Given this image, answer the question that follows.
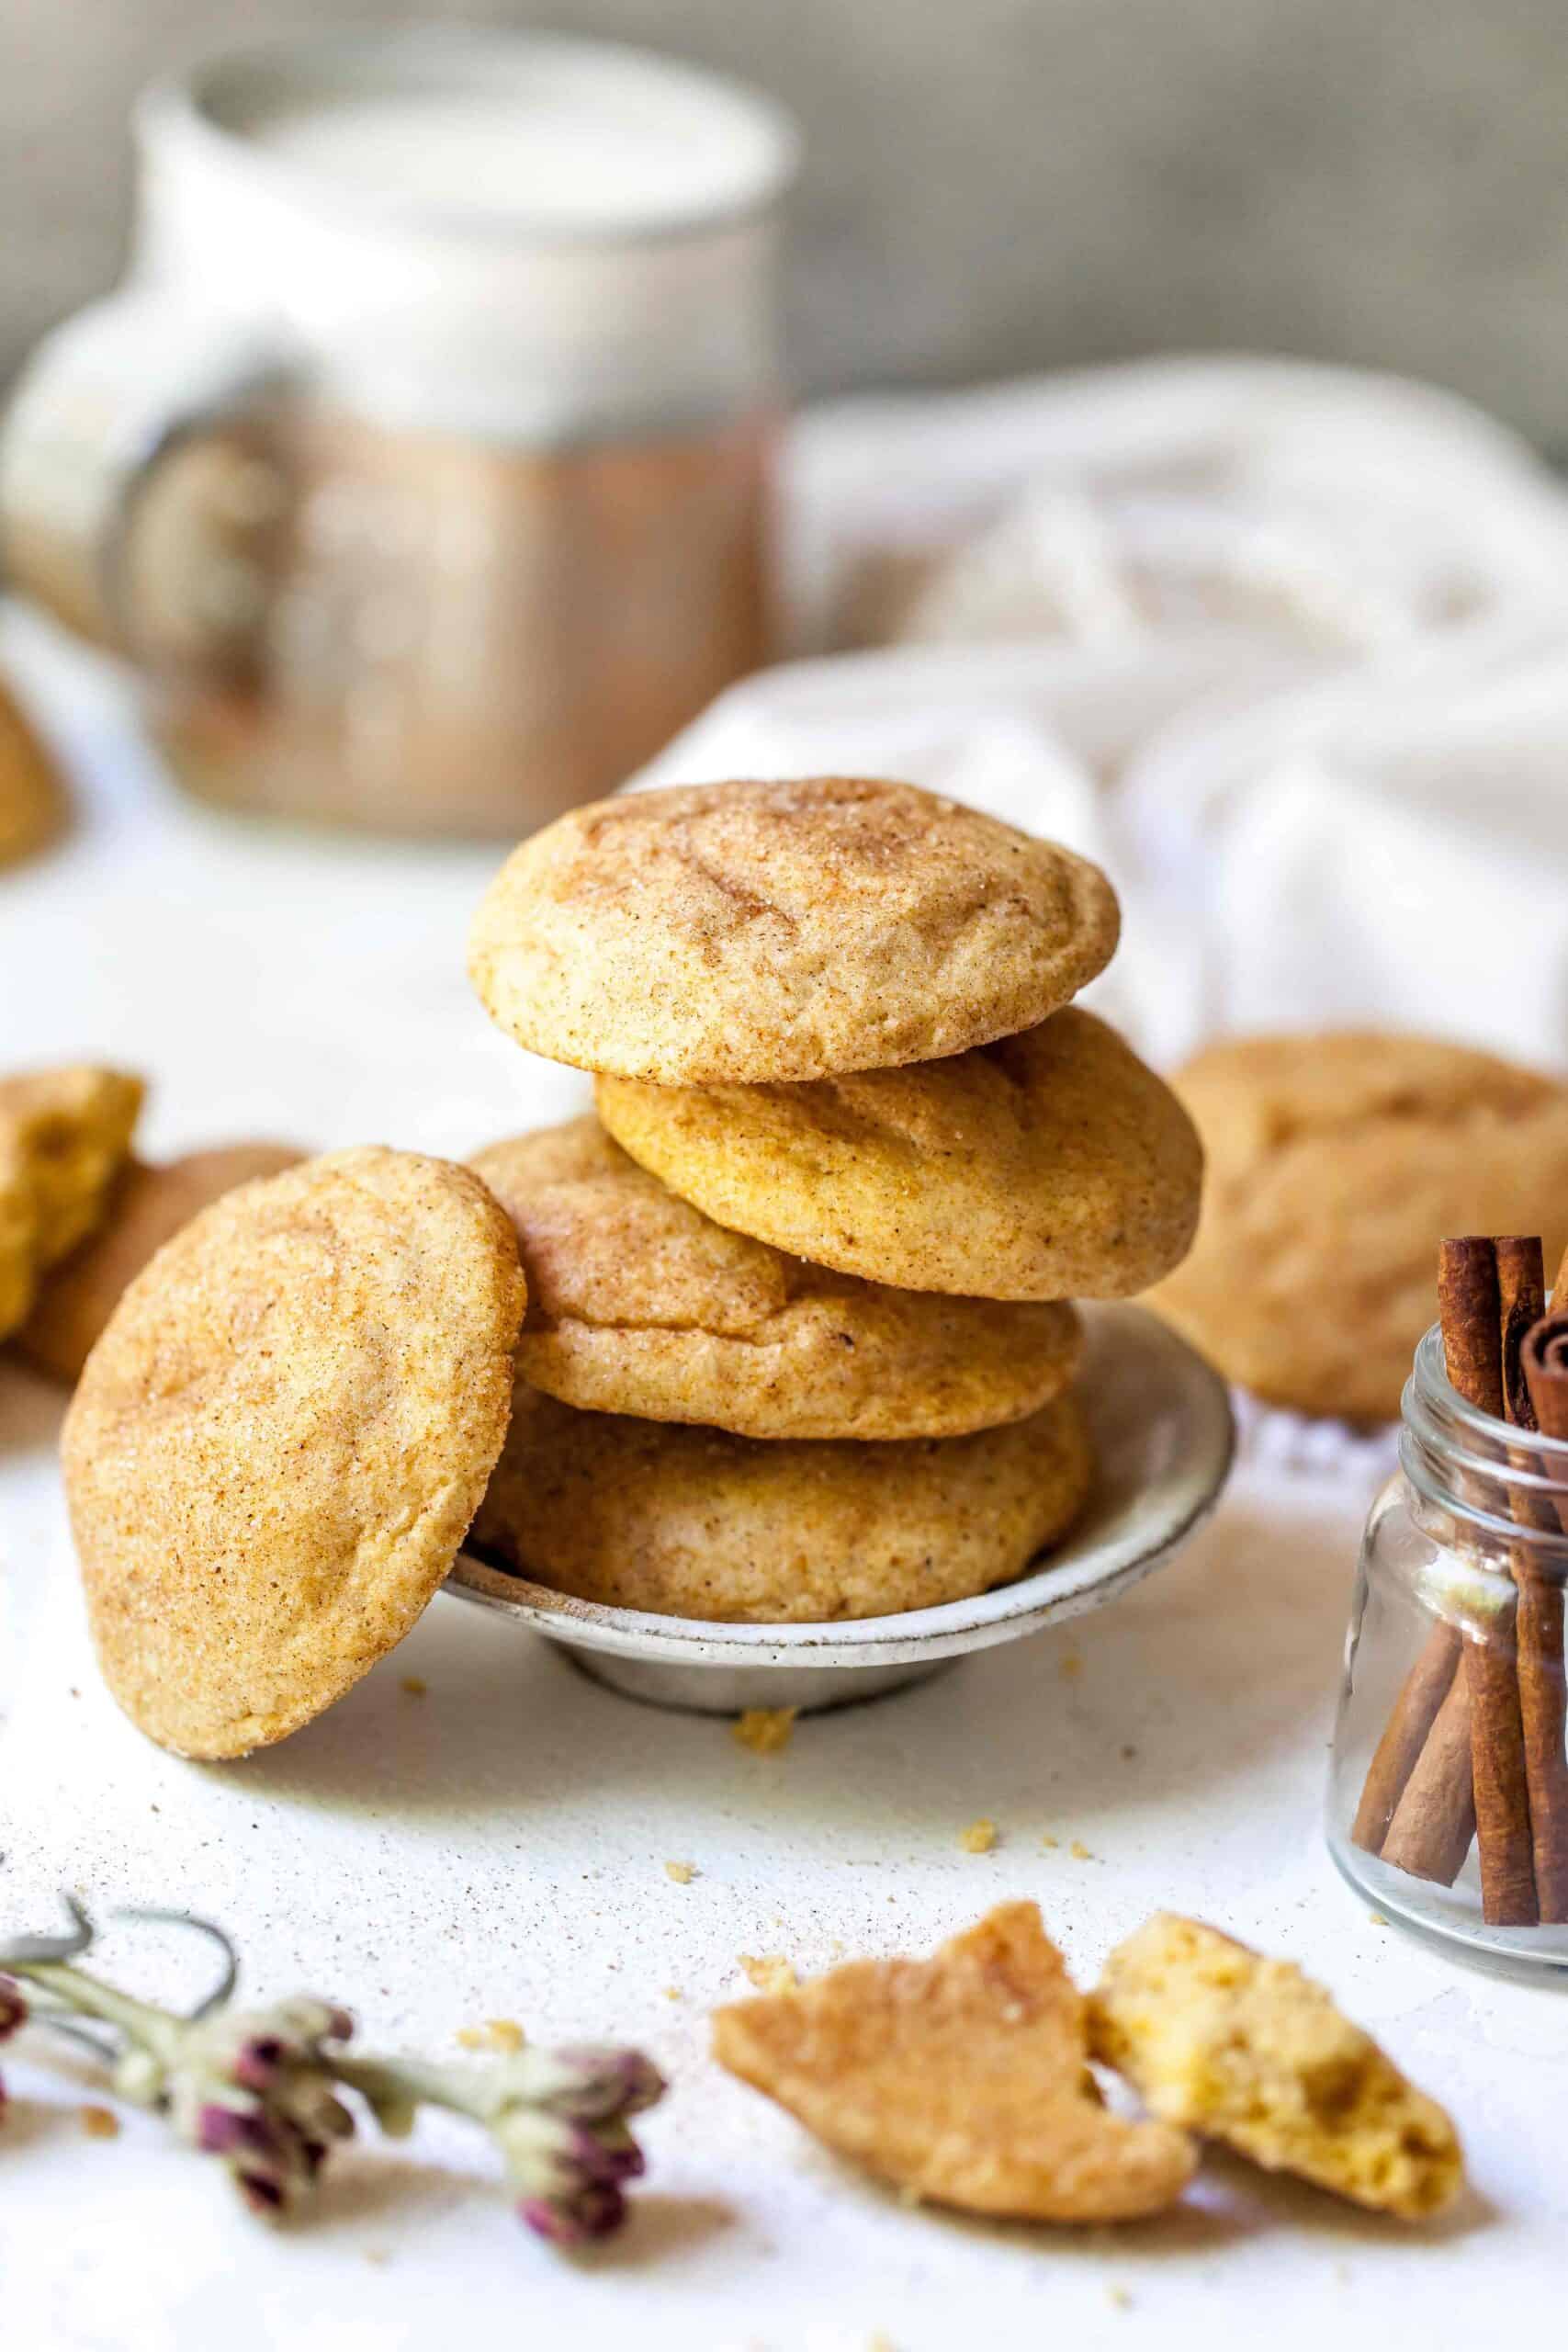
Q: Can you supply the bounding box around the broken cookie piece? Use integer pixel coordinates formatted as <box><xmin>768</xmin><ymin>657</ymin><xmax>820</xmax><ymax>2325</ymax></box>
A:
<box><xmin>712</xmin><ymin>1900</ymin><xmax>1195</xmax><ymax>2223</ymax></box>
<box><xmin>0</xmin><ymin>1066</ymin><xmax>143</xmax><ymax>1341</ymax></box>
<box><xmin>1089</xmin><ymin>1914</ymin><xmax>1463</xmax><ymax>2220</ymax></box>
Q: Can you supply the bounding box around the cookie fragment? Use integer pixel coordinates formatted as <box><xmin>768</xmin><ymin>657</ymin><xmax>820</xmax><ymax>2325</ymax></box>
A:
<box><xmin>1089</xmin><ymin>1914</ymin><xmax>1463</xmax><ymax>2219</ymax></box>
<box><xmin>65</xmin><ymin>1146</ymin><xmax>525</xmax><ymax>1758</ymax></box>
<box><xmin>712</xmin><ymin>1901</ymin><xmax>1195</xmax><ymax>2222</ymax></box>
<box><xmin>0</xmin><ymin>673</ymin><xmax>68</xmax><ymax>866</ymax></box>
<box><xmin>0</xmin><ymin>1066</ymin><xmax>143</xmax><ymax>1340</ymax></box>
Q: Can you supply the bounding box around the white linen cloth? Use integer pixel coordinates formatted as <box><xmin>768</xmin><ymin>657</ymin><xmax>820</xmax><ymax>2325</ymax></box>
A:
<box><xmin>648</xmin><ymin>356</ymin><xmax>1568</xmax><ymax>1071</ymax></box>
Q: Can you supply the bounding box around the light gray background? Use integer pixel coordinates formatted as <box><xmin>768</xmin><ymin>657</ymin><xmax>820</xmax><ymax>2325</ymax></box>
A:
<box><xmin>9</xmin><ymin>1</ymin><xmax>1568</xmax><ymax>444</ymax></box>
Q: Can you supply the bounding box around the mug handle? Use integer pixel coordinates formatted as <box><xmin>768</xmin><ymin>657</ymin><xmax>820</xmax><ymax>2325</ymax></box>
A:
<box><xmin>0</xmin><ymin>290</ymin><xmax>296</xmax><ymax>671</ymax></box>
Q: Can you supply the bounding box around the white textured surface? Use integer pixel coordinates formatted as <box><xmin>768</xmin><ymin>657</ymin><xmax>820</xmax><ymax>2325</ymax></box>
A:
<box><xmin>4</xmin><ymin>594</ymin><xmax>1568</xmax><ymax>2346</ymax></box>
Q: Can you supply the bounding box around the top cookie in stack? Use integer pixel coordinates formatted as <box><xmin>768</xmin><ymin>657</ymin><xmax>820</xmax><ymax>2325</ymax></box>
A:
<box><xmin>466</xmin><ymin>777</ymin><xmax>1201</xmax><ymax>1624</ymax></box>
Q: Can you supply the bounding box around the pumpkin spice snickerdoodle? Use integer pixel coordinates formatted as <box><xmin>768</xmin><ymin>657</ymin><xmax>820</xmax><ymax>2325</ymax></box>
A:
<box><xmin>470</xmin><ymin>1118</ymin><xmax>1082</xmax><ymax>1440</ymax></box>
<box><xmin>1147</xmin><ymin>1029</ymin><xmax>1568</xmax><ymax>1422</ymax></box>
<box><xmin>468</xmin><ymin>776</ymin><xmax>1120</xmax><ymax>1084</ymax></box>
<box><xmin>0</xmin><ymin>1066</ymin><xmax>143</xmax><ymax>1341</ymax></box>
<box><xmin>64</xmin><ymin>1147</ymin><xmax>525</xmax><ymax>1758</ymax></box>
<box><xmin>599</xmin><ymin>1007</ymin><xmax>1201</xmax><ymax>1301</ymax></box>
<box><xmin>17</xmin><ymin>1143</ymin><xmax>304</xmax><ymax>1385</ymax></box>
<box><xmin>1088</xmin><ymin>1914</ymin><xmax>1463</xmax><ymax>2220</ymax></box>
<box><xmin>468</xmin><ymin>1381</ymin><xmax>1092</xmax><ymax>1623</ymax></box>
<box><xmin>712</xmin><ymin>1901</ymin><xmax>1196</xmax><ymax>2222</ymax></box>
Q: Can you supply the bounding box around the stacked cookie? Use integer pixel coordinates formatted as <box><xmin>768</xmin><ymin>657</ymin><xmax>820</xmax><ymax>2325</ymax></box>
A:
<box><xmin>465</xmin><ymin>777</ymin><xmax>1202</xmax><ymax>1623</ymax></box>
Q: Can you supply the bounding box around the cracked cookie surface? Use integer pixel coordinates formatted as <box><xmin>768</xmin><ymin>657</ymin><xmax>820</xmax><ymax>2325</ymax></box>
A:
<box><xmin>470</xmin><ymin>1381</ymin><xmax>1092</xmax><ymax>1622</ymax></box>
<box><xmin>1148</xmin><ymin>1030</ymin><xmax>1568</xmax><ymax>1420</ymax></box>
<box><xmin>471</xmin><ymin>1118</ymin><xmax>1081</xmax><ymax>1439</ymax></box>
<box><xmin>600</xmin><ymin>1007</ymin><xmax>1201</xmax><ymax>1299</ymax></box>
<box><xmin>713</xmin><ymin>1902</ymin><xmax>1195</xmax><ymax>2222</ymax></box>
<box><xmin>1089</xmin><ymin>1914</ymin><xmax>1463</xmax><ymax>2219</ymax></box>
<box><xmin>468</xmin><ymin>776</ymin><xmax>1119</xmax><ymax>1083</ymax></box>
<box><xmin>64</xmin><ymin>1146</ymin><xmax>525</xmax><ymax>1758</ymax></box>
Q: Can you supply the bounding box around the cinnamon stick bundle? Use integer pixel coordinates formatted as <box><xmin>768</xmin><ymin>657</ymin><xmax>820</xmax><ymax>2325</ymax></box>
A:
<box><xmin>1355</xmin><ymin>1238</ymin><xmax>1539</xmax><ymax>1925</ymax></box>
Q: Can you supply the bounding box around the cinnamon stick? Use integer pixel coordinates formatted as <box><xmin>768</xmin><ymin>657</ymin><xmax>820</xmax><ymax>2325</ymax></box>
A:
<box><xmin>1382</xmin><ymin>1667</ymin><xmax>1477</xmax><ymax>1883</ymax></box>
<box><xmin>1450</xmin><ymin>1238</ymin><xmax>1538</xmax><ymax>1926</ymax></box>
<box><xmin>1517</xmin><ymin>1309</ymin><xmax>1568</xmax><ymax>1922</ymax></box>
<box><xmin>1350</xmin><ymin>1624</ymin><xmax>1461</xmax><ymax>1854</ymax></box>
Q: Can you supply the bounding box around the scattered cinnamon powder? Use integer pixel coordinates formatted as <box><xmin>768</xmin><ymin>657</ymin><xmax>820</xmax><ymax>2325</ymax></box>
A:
<box><xmin>739</xmin><ymin>1954</ymin><xmax>797</xmax><ymax>1993</ymax></box>
<box><xmin>960</xmin><ymin>1818</ymin><xmax>998</xmax><ymax>1853</ymax></box>
<box><xmin>664</xmin><ymin>1860</ymin><xmax>696</xmax><ymax>1884</ymax></box>
<box><xmin>733</xmin><ymin>1707</ymin><xmax>797</xmax><ymax>1755</ymax></box>
<box><xmin>80</xmin><ymin>2105</ymin><xmax>119</xmax><ymax>2140</ymax></box>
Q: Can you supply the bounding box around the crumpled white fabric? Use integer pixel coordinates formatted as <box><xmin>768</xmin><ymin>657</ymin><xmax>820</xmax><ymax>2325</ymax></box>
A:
<box><xmin>635</xmin><ymin>356</ymin><xmax>1568</xmax><ymax>1077</ymax></box>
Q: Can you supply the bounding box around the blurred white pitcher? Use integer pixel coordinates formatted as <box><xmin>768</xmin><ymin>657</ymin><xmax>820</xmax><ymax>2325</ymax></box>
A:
<box><xmin>0</xmin><ymin>28</ymin><xmax>798</xmax><ymax>834</ymax></box>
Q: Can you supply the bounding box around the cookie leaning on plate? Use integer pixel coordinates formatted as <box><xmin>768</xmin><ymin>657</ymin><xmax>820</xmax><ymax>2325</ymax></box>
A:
<box><xmin>471</xmin><ymin>1117</ymin><xmax>1082</xmax><ymax>1440</ymax></box>
<box><xmin>469</xmin><ymin>1381</ymin><xmax>1092</xmax><ymax>1623</ymax></box>
<box><xmin>64</xmin><ymin>1147</ymin><xmax>525</xmax><ymax>1758</ymax></box>
<box><xmin>468</xmin><ymin>776</ymin><xmax>1120</xmax><ymax>1084</ymax></box>
<box><xmin>17</xmin><ymin>1142</ymin><xmax>304</xmax><ymax>1385</ymax></box>
<box><xmin>599</xmin><ymin>1008</ymin><xmax>1201</xmax><ymax>1301</ymax></box>
<box><xmin>1147</xmin><ymin>1030</ymin><xmax>1568</xmax><ymax>1422</ymax></box>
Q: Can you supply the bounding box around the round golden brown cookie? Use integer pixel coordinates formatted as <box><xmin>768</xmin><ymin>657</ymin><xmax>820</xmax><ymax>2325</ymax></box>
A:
<box><xmin>1147</xmin><ymin>1030</ymin><xmax>1568</xmax><ymax>1424</ymax></box>
<box><xmin>468</xmin><ymin>776</ymin><xmax>1120</xmax><ymax>1083</ymax></box>
<box><xmin>468</xmin><ymin>1381</ymin><xmax>1093</xmax><ymax>1623</ymax></box>
<box><xmin>470</xmin><ymin>1117</ymin><xmax>1082</xmax><ymax>1440</ymax></box>
<box><xmin>64</xmin><ymin>1146</ymin><xmax>525</xmax><ymax>1758</ymax></box>
<box><xmin>0</xmin><ymin>1065</ymin><xmax>144</xmax><ymax>1341</ymax></box>
<box><xmin>17</xmin><ymin>1143</ymin><xmax>304</xmax><ymax>1385</ymax></box>
<box><xmin>598</xmin><ymin>1008</ymin><xmax>1201</xmax><ymax>1301</ymax></box>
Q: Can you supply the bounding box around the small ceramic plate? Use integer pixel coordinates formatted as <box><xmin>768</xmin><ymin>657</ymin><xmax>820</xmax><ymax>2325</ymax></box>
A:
<box><xmin>444</xmin><ymin>1302</ymin><xmax>1235</xmax><ymax>1715</ymax></box>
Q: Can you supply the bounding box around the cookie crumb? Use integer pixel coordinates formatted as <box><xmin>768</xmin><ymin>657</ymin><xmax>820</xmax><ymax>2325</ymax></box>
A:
<box><xmin>664</xmin><ymin>1859</ymin><xmax>696</xmax><ymax>1884</ymax></box>
<box><xmin>1070</xmin><ymin>1839</ymin><xmax>1092</xmax><ymax>1860</ymax></box>
<box><xmin>1368</xmin><ymin>1911</ymin><xmax>1387</xmax><ymax>1927</ymax></box>
<box><xmin>739</xmin><ymin>1953</ymin><xmax>797</xmax><ymax>1993</ymax></box>
<box><xmin>457</xmin><ymin>2019</ymin><xmax>525</xmax><ymax>2053</ymax></box>
<box><xmin>400</xmin><ymin>1675</ymin><xmax>427</xmax><ymax>1697</ymax></box>
<box><xmin>1041</xmin><ymin>1833</ymin><xmax>1060</xmax><ymax>1849</ymax></box>
<box><xmin>733</xmin><ymin>1707</ymin><xmax>797</xmax><ymax>1755</ymax></box>
<box><xmin>960</xmin><ymin>1817</ymin><xmax>998</xmax><ymax>1854</ymax></box>
<box><xmin>663</xmin><ymin>1985</ymin><xmax>683</xmax><ymax>2003</ymax></box>
<box><xmin>1060</xmin><ymin>1653</ymin><xmax>1084</xmax><ymax>1681</ymax></box>
<box><xmin>1107</xmin><ymin>2284</ymin><xmax>1134</xmax><ymax>2310</ymax></box>
<box><xmin>80</xmin><ymin>2104</ymin><xmax>119</xmax><ymax>2140</ymax></box>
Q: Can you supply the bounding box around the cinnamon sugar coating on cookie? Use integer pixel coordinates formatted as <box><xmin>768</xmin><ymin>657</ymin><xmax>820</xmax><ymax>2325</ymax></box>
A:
<box><xmin>64</xmin><ymin>1146</ymin><xmax>525</xmax><ymax>1758</ymax></box>
<box><xmin>468</xmin><ymin>777</ymin><xmax>1119</xmax><ymax>1084</ymax></box>
<box><xmin>471</xmin><ymin>1117</ymin><xmax>1080</xmax><ymax>1439</ymax></box>
<box><xmin>713</xmin><ymin>1902</ymin><xmax>1195</xmax><ymax>2222</ymax></box>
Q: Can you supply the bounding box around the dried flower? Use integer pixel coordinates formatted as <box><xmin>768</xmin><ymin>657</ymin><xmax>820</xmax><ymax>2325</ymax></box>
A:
<box><xmin>1</xmin><ymin>1901</ymin><xmax>663</xmax><ymax>2249</ymax></box>
<box><xmin>0</xmin><ymin>1974</ymin><xmax>26</xmax><ymax>2120</ymax></box>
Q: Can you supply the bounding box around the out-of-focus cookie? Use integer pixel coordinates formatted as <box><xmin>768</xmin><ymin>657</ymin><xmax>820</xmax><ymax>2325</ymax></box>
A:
<box><xmin>17</xmin><ymin>1143</ymin><xmax>304</xmax><ymax>1385</ymax></box>
<box><xmin>600</xmin><ymin>1008</ymin><xmax>1201</xmax><ymax>1301</ymax></box>
<box><xmin>468</xmin><ymin>777</ymin><xmax>1120</xmax><ymax>1084</ymax></box>
<box><xmin>712</xmin><ymin>1901</ymin><xmax>1196</xmax><ymax>2222</ymax></box>
<box><xmin>470</xmin><ymin>1118</ymin><xmax>1081</xmax><ymax>1440</ymax></box>
<box><xmin>1147</xmin><ymin>1030</ymin><xmax>1568</xmax><ymax>1422</ymax></box>
<box><xmin>1089</xmin><ymin>1914</ymin><xmax>1463</xmax><ymax>2220</ymax></box>
<box><xmin>0</xmin><ymin>1066</ymin><xmax>143</xmax><ymax>1340</ymax></box>
<box><xmin>0</xmin><ymin>675</ymin><xmax>68</xmax><ymax>867</ymax></box>
<box><xmin>64</xmin><ymin>1147</ymin><xmax>525</xmax><ymax>1758</ymax></box>
<box><xmin>468</xmin><ymin>1380</ymin><xmax>1091</xmax><ymax>1622</ymax></box>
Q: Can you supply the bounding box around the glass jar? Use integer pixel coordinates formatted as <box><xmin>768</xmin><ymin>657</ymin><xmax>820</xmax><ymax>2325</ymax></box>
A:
<box><xmin>1327</xmin><ymin>1321</ymin><xmax>1568</xmax><ymax>1974</ymax></box>
<box><xmin>0</xmin><ymin>30</ymin><xmax>797</xmax><ymax>836</ymax></box>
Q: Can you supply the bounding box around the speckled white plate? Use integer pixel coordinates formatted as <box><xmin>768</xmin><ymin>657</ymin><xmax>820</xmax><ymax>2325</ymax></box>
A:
<box><xmin>444</xmin><ymin>1302</ymin><xmax>1234</xmax><ymax>1714</ymax></box>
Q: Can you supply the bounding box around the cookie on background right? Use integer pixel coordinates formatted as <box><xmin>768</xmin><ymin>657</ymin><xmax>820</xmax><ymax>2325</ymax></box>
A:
<box><xmin>1146</xmin><ymin>1031</ymin><xmax>1568</xmax><ymax>1425</ymax></box>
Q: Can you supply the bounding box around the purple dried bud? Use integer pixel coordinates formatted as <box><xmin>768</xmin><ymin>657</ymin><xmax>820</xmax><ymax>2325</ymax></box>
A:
<box><xmin>239</xmin><ymin>2172</ymin><xmax>287</xmax><ymax>2215</ymax></box>
<box><xmin>0</xmin><ymin>1979</ymin><xmax>25</xmax><ymax>2041</ymax></box>
<box><xmin>233</xmin><ymin>2036</ymin><xmax>286</xmax><ymax>2089</ymax></box>
<box><xmin>547</xmin><ymin>2047</ymin><xmax>665</xmax><ymax>2122</ymax></box>
<box><xmin>570</xmin><ymin>2124</ymin><xmax>645</xmax><ymax>2186</ymax></box>
<box><xmin>519</xmin><ymin>2180</ymin><xmax>626</xmax><ymax>2245</ymax></box>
